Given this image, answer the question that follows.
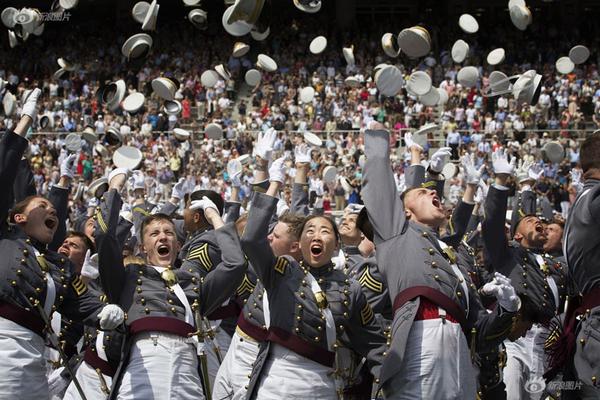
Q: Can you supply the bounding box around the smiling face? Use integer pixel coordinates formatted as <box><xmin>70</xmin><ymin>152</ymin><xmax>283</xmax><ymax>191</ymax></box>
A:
<box><xmin>12</xmin><ymin>196</ymin><xmax>58</xmax><ymax>244</ymax></box>
<box><xmin>300</xmin><ymin>216</ymin><xmax>338</xmax><ymax>268</ymax></box>
<box><xmin>403</xmin><ymin>188</ymin><xmax>447</xmax><ymax>228</ymax></box>
<box><xmin>141</xmin><ymin>218</ymin><xmax>180</xmax><ymax>267</ymax></box>
<box><xmin>514</xmin><ymin>216</ymin><xmax>547</xmax><ymax>249</ymax></box>
<box><xmin>339</xmin><ymin>213</ymin><xmax>362</xmax><ymax>246</ymax></box>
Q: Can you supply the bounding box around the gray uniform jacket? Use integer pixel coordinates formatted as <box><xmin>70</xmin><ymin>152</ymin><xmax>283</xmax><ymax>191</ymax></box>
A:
<box><xmin>96</xmin><ymin>189</ymin><xmax>248</xmax><ymax>323</ymax></box>
<box><xmin>362</xmin><ymin>129</ymin><xmax>517</xmax><ymax>388</ymax></box>
<box><xmin>240</xmin><ymin>192</ymin><xmax>387</xmax><ymax>398</ymax></box>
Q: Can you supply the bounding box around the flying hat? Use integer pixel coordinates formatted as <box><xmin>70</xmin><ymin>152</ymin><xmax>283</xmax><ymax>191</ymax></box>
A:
<box><xmin>215</xmin><ymin>64</ymin><xmax>231</xmax><ymax>81</ymax></box>
<box><xmin>509</xmin><ymin>4</ymin><xmax>532</xmax><ymax>31</ymax></box>
<box><xmin>256</xmin><ymin>54</ymin><xmax>277</xmax><ymax>72</ymax></box>
<box><xmin>406</xmin><ymin>71</ymin><xmax>432</xmax><ymax>96</ymax></box>
<box><xmin>1</xmin><ymin>7</ymin><xmax>18</xmax><ymax>29</ymax></box>
<box><xmin>94</xmin><ymin>143</ymin><xmax>109</xmax><ymax>159</ymax></box>
<box><xmin>121</xmin><ymin>33</ymin><xmax>153</xmax><ymax>60</ymax></box>
<box><xmin>486</xmin><ymin>48</ymin><xmax>505</xmax><ymax>66</ymax></box>
<box><xmin>183</xmin><ymin>0</ymin><xmax>202</xmax><ymax>5</ymax></box>
<box><xmin>397</xmin><ymin>26</ymin><xmax>431</xmax><ymax>59</ymax></box>
<box><xmin>222</xmin><ymin>5</ymin><xmax>253</xmax><ymax>37</ymax></box>
<box><xmin>105</xmin><ymin>126</ymin><xmax>122</xmax><ymax>146</ymax></box>
<box><xmin>227</xmin><ymin>158</ymin><xmax>243</xmax><ymax>180</ymax></box>
<box><xmin>569</xmin><ymin>45</ymin><xmax>590</xmax><ymax>65</ymax></box>
<box><xmin>152</xmin><ymin>77</ymin><xmax>178</xmax><ymax>101</ymax></box>
<box><xmin>322</xmin><ymin>166</ymin><xmax>337</xmax><ymax>183</ymax></box>
<box><xmin>512</xmin><ymin>70</ymin><xmax>542</xmax><ymax>105</ymax></box>
<box><xmin>457</xmin><ymin>66</ymin><xmax>479</xmax><ymax>88</ymax></box>
<box><xmin>542</xmin><ymin>141</ymin><xmax>564</xmax><ymax>164</ymax></box>
<box><xmin>82</xmin><ymin>126</ymin><xmax>98</xmax><ymax>143</ymax></box>
<box><xmin>451</xmin><ymin>39</ymin><xmax>469</xmax><ymax>63</ymax></box>
<box><xmin>113</xmin><ymin>146</ymin><xmax>143</xmax><ymax>169</ymax></box>
<box><xmin>437</xmin><ymin>87</ymin><xmax>449</xmax><ymax>106</ymax></box>
<box><xmin>419</xmin><ymin>86</ymin><xmax>441</xmax><ymax>107</ymax></box>
<box><xmin>163</xmin><ymin>100</ymin><xmax>182</xmax><ymax>115</ymax></box>
<box><xmin>232</xmin><ymin>42</ymin><xmax>250</xmax><ymax>57</ymax></box>
<box><xmin>173</xmin><ymin>128</ymin><xmax>190</xmax><ymax>141</ymax></box>
<box><xmin>141</xmin><ymin>0</ymin><xmax>159</xmax><ymax>31</ymax></box>
<box><xmin>300</xmin><ymin>86</ymin><xmax>315</xmax><ymax>103</ymax></box>
<box><xmin>59</xmin><ymin>0</ymin><xmax>78</xmax><ymax>10</ymax></box>
<box><xmin>340</xmin><ymin>176</ymin><xmax>353</xmax><ymax>193</ymax></box>
<box><xmin>238</xmin><ymin>154</ymin><xmax>251</xmax><ymax>165</ymax></box>
<box><xmin>102</xmin><ymin>79</ymin><xmax>126</xmax><ymax>111</ymax></box>
<box><xmin>244</xmin><ymin>69</ymin><xmax>261</xmax><ymax>86</ymax></box>
<box><xmin>64</xmin><ymin>133</ymin><xmax>82</xmax><ymax>153</ymax></box>
<box><xmin>57</xmin><ymin>57</ymin><xmax>77</xmax><ymax>72</ymax></box>
<box><xmin>87</xmin><ymin>177</ymin><xmax>109</xmax><ymax>199</ymax></box>
<box><xmin>293</xmin><ymin>0</ymin><xmax>321</xmax><ymax>13</ymax></box>
<box><xmin>381</xmin><ymin>33</ymin><xmax>400</xmax><ymax>58</ymax></box>
<box><xmin>343</xmin><ymin>46</ymin><xmax>355</xmax><ymax>66</ymax></box>
<box><xmin>227</xmin><ymin>0</ymin><xmax>265</xmax><ymax>26</ymax></box>
<box><xmin>131</xmin><ymin>1</ymin><xmax>150</xmax><ymax>24</ymax></box>
<box><xmin>188</xmin><ymin>8</ymin><xmax>207</xmax><ymax>29</ymax></box>
<box><xmin>54</xmin><ymin>68</ymin><xmax>67</xmax><ymax>80</ymax></box>
<box><xmin>344</xmin><ymin>76</ymin><xmax>360</xmax><ymax>88</ymax></box>
<box><xmin>375</xmin><ymin>65</ymin><xmax>403</xmax><ymax>97</ymax></box>
<box><xmin>39</xmin><ymin>115</ymin><xmax>50</xmax><ymax>129</ymax></box>
<box><xmin>250</xmin><ymin>26</ymin><xmax>270</xmax><ymax>41</ymax></box>
<box><xmin>2</xmin><ymin>92</ymin><xmax>16</xmax><ymax>116</ymax></box>
<box><xmin>555</xmin><ymin>57</ymin><xmax>575</xmax><ymax>75</ymax></box>
<box><xmin>122</xmin><ymin>92</ymin><xmax>146</xmax><ymax>114</ymax></box>
<box><xmin>483</xmin><ymin>70</ymin><xmax>512</xmax><ymax>97</ymax></box>
<box><xmin>8</xmin><ymin>30</ymin><xmax>18</xmax><ymax>48</ymax></box>
<box><xmin>200</xmin><ymin>70</ymin><xmax>220</xmax><ymax>88</ymax></box>
<box><xmin>412</xmin><ymin>123</ymin><xmax>438</xmax><ymax>148</ymax></box>
<box><xmin>205</xmin><ymin>123</ymin><xmax>223</xmax><ymax>140</ymax></box>
<box><xmin>303</xmin><ymin>131</ymin><xmax>322</xmax><ymax>147</ymax></box>
<box><xmin>190</xmin><ymin>189</ymin><xmax>225</xmax><ymax>215</ymax></box>
<box><xmin>458</xmin><ymin>13</ymin><xmax>479</xmax><ymax>33</ymax></box>
<box><xmin>442</xmin><ymin>163</ymin><xmax>457</xmax><ymax>179</ymax></box>
<box><xmin>310</xmin><ymin>36</ymin><xmax>327</xmax><ymax>55</ymax></box>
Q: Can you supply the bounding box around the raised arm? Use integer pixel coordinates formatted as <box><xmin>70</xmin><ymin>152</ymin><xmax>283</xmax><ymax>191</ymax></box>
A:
<box><xmin>362</xmin><ymin>125</ymin><xmax>405</xmax><ymax>243</ymax></box>
<box><xmin>291</xmin><ymin>143</ymin><xmax>312</xmax><ymax>216</ymax></box>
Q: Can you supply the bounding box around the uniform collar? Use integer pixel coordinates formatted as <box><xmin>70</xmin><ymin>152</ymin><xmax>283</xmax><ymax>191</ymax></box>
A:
<box><xmin>300</xmin><ymin>261</ymin><xmax>335</xmax><ymax>277</ymax></box>
<box><xmin>342</xmin><ymin>245</ymin><xmax>361</xmax><ymax>255</ymax></box>
<box><xmin>187</xmin><ymin>226</ymin><xmax>211</xmax><ymax>242</ymax></box>
<box><xmin>9</xmin><ymin>225</ymin><xmax>48</xmax><ymax>252</ymax></box>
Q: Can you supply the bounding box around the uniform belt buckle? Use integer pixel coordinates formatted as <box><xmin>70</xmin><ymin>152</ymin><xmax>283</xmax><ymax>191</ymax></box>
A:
<box><xmin>150</xmin><ymin>333</ymin><xmax>159</xmax><ymax>346</ymax></box>
<box><xmin>438</xmin><ymin>307</ymin><xmax>447</xmax><ymax>324</ymax></box>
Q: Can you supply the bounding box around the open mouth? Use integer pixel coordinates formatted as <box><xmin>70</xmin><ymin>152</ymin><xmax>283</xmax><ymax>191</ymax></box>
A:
<box><xmin>432</xmin><ymin>196</ymin><xmax>441</xmax><ymax>208</ymax></box>
<box><xmin>310</xmin><ymin>242</ymin><xmax>323</xmax><ymax>257</ymax></box>
<box><xmin>45</xmin><ymin>217</ymin><xmax>57</xmax><ymax>230</ymax></box>
<box><xmin>535</xmin><ymin>224</ymin><xmax>544</xmax><ymax>233</ymax></box>
<box><xmin>157</xmin><ymin>244</ymin><xmax>170</xmax><ymax>256</ymax></box>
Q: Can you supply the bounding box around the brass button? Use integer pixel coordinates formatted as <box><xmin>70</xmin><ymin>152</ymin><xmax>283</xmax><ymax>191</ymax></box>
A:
<box><xmin>144</xmin><ymin>308</ymin><xmax>150</xmax><ymax>314</ymax></box>
<box><xmin>295</xmin><ymin>328</ymin><xmax>300</xmax><ymax>333</ymax></box>
<box><xmin>314</xmin><ymin>336</ymin><xmax>320</xmax><ymax>341</ymax></box>
<box><xmin>10</xmin><ymin>280</ymin><xmax>17</xmax><ymax>286</ymax></box>
<box><xmin>428</xmin><ymin>248</ymin><xmax>435</xmax><ymax>255</ymax></box>
<box><xmin>170</xmin><ymin>307</ymin><xmax>177</xmax><ymax>314</ymax></box>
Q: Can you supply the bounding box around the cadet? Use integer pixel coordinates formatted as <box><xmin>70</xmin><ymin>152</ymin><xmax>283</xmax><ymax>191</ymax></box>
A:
<box><xmin>96</xmin><ymin>169</ymin><xmax>247</xmax><ymax>399</ymax></box>
<box><xmin>0</xmin><ymin>89</ymin><xmax>124</xmax><ymax>398</ymax></box>
<box><xmin>361</xmin><ymin>123</ymin><xmax>520</xmax><ymax>399</ymax></box>
<box><xmin>240</xmin><ymin>169</ymin><xmax>388</xmax><ymax>399</ymax></box>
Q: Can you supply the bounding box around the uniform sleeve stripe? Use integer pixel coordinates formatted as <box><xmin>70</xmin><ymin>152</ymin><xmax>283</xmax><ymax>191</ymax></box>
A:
<box><xmin>96</xmin><ymin>209</ymin><xmax>108</xmax><ymax>233</ymax></box>
<box><xmin>360</xmin><ymin>303</ymin><xmax>374</xmax><ymax>325</ymax></box>
<box><xmin>133</xmin><ymin>207</ymin><xmax>151</xmax><ymax>216</ymax></box>
<box><xmin>358</xmin><ymin>269</ymin><xmax>383</xmax><ymax>293</ymax></box>
<box><xmin>274</xmin><ymin>257</ymin><xmax>287</xmax><ymax>274</ymax></box>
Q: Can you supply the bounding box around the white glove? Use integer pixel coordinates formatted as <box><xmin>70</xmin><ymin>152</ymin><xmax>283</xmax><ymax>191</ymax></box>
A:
<box><xmin>60</xmin><ymin>154</ymin><xmax>77</xmax><ymax>180</ymax></box>
<box><xmin>570</xmin><ymin>168</ymin><xmax>584</xmax><ymax>193</ymax></box>
<box><xmin>461</xmin><ymin>155</ymin><xmax>484</xmax><ymax>185</ymax></box>
<box><xmin>429</xmin><ymin>147</ymin><xmax>452</xmax><ymax>173</ymax></box>
<box><xmin>190</xmin><ymin>196</ymin><xmax>219</xmax><ymax>213</ymax></box>
<box><xmin>129</xmin><ymin>170</ymin><xmax>145</xmax><ymax>190</ymax></box>
<box><xmin>492</xmin><ymin>149</ymin><xmax>515</xmax><ymax>175</ymax></box>
<box><xmin>269</xmin><ymin>156</ymin><xmax>288</xmax><ymax>183</ymax></box>
<box><xmin>515</xmin><ymin>158</ymin><xmax>534</xmax><ymax>183</ymax></box>
<box><xmin>171</xmin><ymin>177</ymin><xmax>188</xmax><ymax>199</ymax></box>
<box><xmin>21</xmin><ymin>88</ymin><xmax>41</xmax><ymax>119</ymax></box>
<box><xmin>294</xmin><ymin>144</ymin><xmax>312</xmax><ymax>163</ymax></box>
<box><xmin>404</xmin><ymin>132</ymin><xmax>423</xmax><ymax>152</ymax></box>
<box><xmin>276</xmin><ymin>198</ymin><xmax>290</xmax><ymax>218</ymax></box>
<box><xmin>345</xmin><ymin>203</ymin><xmax>365</xmax><ymax>214</ymax></box>
<box><xmin>87</xmin><ymin>197</ymin><xmax>99</xmax><ymax>208</ymax></box>
<box><xmin>253</xmin><ymin>128</ymin><xmax>277</xmax><ymax>160</ymax></box>
<box><xmin>528</xmin><ymin>164</ymin><xmax>544</xmax><ymax>181</ymax></box>
<box><xmin>80</xmin><ymin>250</ymin><xmax>99</xmax><ymax>280</ymax></box>
<box><xmin>473</xmin><ymin>180</ymin><xmax>489</xmax><ymax>204</ymax></box>
<box><xmin>98</xmin><ymin>304</ymin><xmax>125</xmax><ymax>330</ymax></box>
<box><xmin>108</xmin><ymin>168</ymin><xmax>130</xmax><ymax>185</ymax></box>
<box><xmin>481</xmin><ymin>272</ymin><xmax>521</xmax><ymax>312</ymax></box>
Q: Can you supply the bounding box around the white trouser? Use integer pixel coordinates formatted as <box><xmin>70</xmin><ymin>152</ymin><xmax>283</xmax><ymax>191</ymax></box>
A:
<box><xmin>117</xmin><ymin>332</ymin><xmax>205</xmax><ymax>400</ymax></box>
<box><xmin>383</xmin><ymin>319</ymin><xmax>478</xmax><ymax>400</ymax></box>
<box><xmin>63</xmin><ymin>361</ymin><xmax>112</xmax><ymax>400</ymax></box>
<box><xmin>254</xmin><ymin>343</ymin><xmax>337</xmax><ymax>399</ymax></box>
<box><xmin>0</xmin><ymin>316</ymin><xmax>49</xmax><ymax>400</ymax></box>
<box><xmin>503</xmin><ymin>324</ymin><xmax>547</xmax><ymax>400</ymax></box>
<box><xmin>213</xmin><ymin>330</ymin><xmax>261</xmax><ymax>400</ymax></box>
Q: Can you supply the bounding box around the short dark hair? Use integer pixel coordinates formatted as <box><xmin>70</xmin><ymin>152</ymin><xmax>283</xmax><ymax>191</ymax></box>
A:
<box><xmin>67</xmin><ymin>231</ymin><xmax>96</xmax><ymax>253</ymax></box>
<box><xmin>580</xmin><ymin>132</ymin><xmax>600</xmax><ymax>173</ymax></box>
<box><xmin>188</xmin><ymin>190</ymin><xmax>224</xmax><ymax>216</ymax></box>
<box><xmin>278</xmin><ymin>212</ymin><xmax>306</xmax><ymax>240</ymax></box>
<box><xmin>299</xmin><ymin>214</ymin><xmax>340</xmax><ymax>243</ymax></box>
<box><xmin>140</xmin><ymin>213</ymin><xmax>175</xmax><ymax>239</ymax></box>
<box><xmin>9</xmin><ymin>195</ymin><xmax>46</xmax><ymax>224</ymax></box>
